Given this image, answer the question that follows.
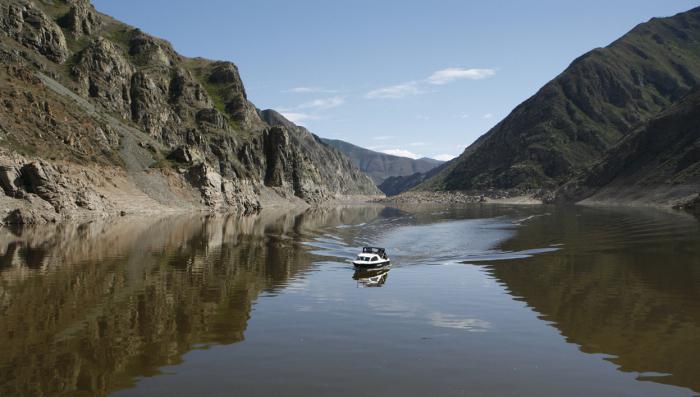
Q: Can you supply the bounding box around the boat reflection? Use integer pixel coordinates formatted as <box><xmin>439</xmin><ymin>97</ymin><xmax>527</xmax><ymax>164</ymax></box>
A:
<box><xmin>353</xmin><ymin>265</ymin><xmax>391</xmax><ymax>287</ymax></box>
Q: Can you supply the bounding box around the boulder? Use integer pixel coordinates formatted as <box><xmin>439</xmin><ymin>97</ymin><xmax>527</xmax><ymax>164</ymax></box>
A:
<box><xmin>0</xmin><ymin>164</ymin><xmax>24</xmax><ymax>197</ymax></box>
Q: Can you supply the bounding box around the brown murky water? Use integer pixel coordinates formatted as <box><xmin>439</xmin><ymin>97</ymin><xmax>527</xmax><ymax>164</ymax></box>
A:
<box><xmin>0</xmin><ymin>205</ymin><xmax>698</xmax><ymax>396</ymax></box>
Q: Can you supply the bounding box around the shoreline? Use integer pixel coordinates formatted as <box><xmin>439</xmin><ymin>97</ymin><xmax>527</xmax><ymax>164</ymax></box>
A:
<box><xmin>374</xmin><ymin>189</ymin><xmax>700</xmax><ymax>212</ymax></box>
<box><xmin>2</xmin><ymin>182</ymin><xmax>697</xmax><ymax>226</ymax></box>
<box><xmin>374</xmin><ymin>190</ymin><xmax>546</xmax><ymax>206</ymax></box>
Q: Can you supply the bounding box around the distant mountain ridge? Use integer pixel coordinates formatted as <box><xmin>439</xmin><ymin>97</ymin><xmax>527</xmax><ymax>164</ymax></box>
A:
<box><xmin>415</xmin><ymin>6</ymin><xmax>700</xmax><ymax>205</ymax></box>
<box><xmin>322</xmin><ymin>138</ymin><xmax>443</xmax><ymax>188</ymax></box>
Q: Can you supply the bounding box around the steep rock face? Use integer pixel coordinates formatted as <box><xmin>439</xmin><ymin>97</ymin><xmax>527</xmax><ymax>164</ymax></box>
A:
<box><xmin>0</xmin><ymin>0</ymin><xmax>68</xmax><ymax>62</ymax></box>
<box><xmin>130</xmin><ymin>70</ymin><xmax>174</xmax><ymax>137</ymax></box>
<box><xmin>419</xmin><ymin>7</ymin><xmax>700</xmax><ymax>192</ymax></box>
<box><xmin>58</xmin><ymin>0</ymin><xmax>101</xmax><ymax>36</ymax></box>
<box><xmin>0</xmin><ymin>0</ymin><xmax>380</xmax><ymax>221</ymax></box>
<box><xmin>202</xmin><ymin>60</ymin><xmax>264</xmax><ymax>130</ymax></box>
<box><xmin>260</xmin><ymin>110</ymin><xmax>380</xmax><ymax>201</ymax></box>
<box><xmin>557</xmin><ymin>88</ymin><xmax>700</xmax><ymax>206</ymax></box>
<box><xmin>72</xmin><ymin>37</ymin><xmax>133</xmax><ymax>118</ymax></box>
<box><xmin>322</xmin><ymin>138</ymin><xmax>443</xmax><ymax>186</ymax></box>
<box><xmin>185</xmin><ymin>162</ymin><xmax>259</xmax><ymax>212</ymax></box>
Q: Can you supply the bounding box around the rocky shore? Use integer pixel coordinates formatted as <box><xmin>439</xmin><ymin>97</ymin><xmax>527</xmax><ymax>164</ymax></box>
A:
<box><xmin>375</xmin><ymin>189</ymin><xmax>549</xmax><ymax>205</ymax></box>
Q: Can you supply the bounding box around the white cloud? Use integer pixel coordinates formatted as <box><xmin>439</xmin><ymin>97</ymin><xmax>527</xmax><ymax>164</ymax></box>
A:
<box><xmin>366</xmin><ymin>67</ymin><xmax>494</xmax><ymax>100</ymax></box>
<box><xmin>297</xmin><ymin>96</ymin><xmax>345</xmax><ymax>110</ymax></box>
<box><xmin>458</xmin><ymin>113</ymin><xmax>470</xmax><ymax>119</ymax></box>
<box><xmin>365</xmin><ymin>81</ymin><xmax>422</xmax><ymax>99</ymax></box>
<box><xmin>483</xmin><ymin>113</ymin><xmax>494</xmax><ymax>119</ymax></box>
<box><xmin>372</xmin><ymin>135</ymin><xmax>395</xmax><ymax>141</ymax></box>
<box><xmin>280</xmin><ymin>112</ymin><xmax>318</xmax><ymax>125</ymax></box>
<box><xmin>416</xmin><ymin>114</ymin><xmax>430</xmax><ymax>120</ymax></box>
<box><xmin>427</xmin><ymin>68</ymin><xmax>496</xmax><ymax>85</ymax></box>
<box><xmin>381</xmin><ymin>148</ymin><xmax>421</xmax><ymax>159</ymax></box>
<box><xmin>433</xmin><ymin>153</ymin><xmax>457</xmax><ymax>161</ymax></box>
<box><xmin>284</xmin><ymin>86</ymin><xmax>338</xmax><ymax>94</ymax></box>
<box><xmin>409</xmin><ymin>142</ymin><xmax>426</xmax><ymax>147</ymax></box>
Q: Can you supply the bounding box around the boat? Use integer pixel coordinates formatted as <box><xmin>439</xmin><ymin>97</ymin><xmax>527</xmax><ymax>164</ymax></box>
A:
<box><xmin>352</xmin><ymin>247</ymin><xmax>390</xmax><ymax>268</ymax></box>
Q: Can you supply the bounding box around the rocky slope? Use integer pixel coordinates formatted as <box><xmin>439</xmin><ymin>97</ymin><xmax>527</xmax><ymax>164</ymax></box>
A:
<box><xmin>557</xmin><ymin>88</ymin><xmax>700</xmax><ymax>207</ymax></box>
<box><xmin>321</xmin><ymin>138</ymin><xmax>442</xmax><ymax>186</ymax></box>
<box><xmin>417</xmin><ymin>6</ymin><xmax>700</xmax><ymax>201</ymax></box>
<box><xmin>0</xmin><ymin>0</ymin><xmax>380</xmax><ymax>224</ymax></box>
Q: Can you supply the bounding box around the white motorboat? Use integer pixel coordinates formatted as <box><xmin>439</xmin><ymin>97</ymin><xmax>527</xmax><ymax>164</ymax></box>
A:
<box><xmin>352</xmin><ymin>247</ymin><xmax>390</xmax><ymax>268</ymax></box>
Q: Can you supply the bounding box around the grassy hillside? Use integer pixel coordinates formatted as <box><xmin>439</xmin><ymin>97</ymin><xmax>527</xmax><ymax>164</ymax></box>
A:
<box><xmin>418</xmin><ymin>7</ymin><xmax>700</xmax><ymax>192</ymax></box>
<box><xmin>558</xmin><ymin>88</ymin><xmax>700</xmax><ymax>205</ymax></box>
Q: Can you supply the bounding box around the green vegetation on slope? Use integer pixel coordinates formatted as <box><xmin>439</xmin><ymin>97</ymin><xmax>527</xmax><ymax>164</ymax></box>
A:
<box><xmin>418</xmin><ymin>7</ymin><xmax>700</xmax><ymax>192</ymax></box>
<box><xmin>558</xmin><ymin>87</ymin><xmax>700</xmax><ymax>204</ymax></box>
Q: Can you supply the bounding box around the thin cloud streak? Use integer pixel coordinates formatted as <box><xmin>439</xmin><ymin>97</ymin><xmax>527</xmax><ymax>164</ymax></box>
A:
<box><xmin>427</xmin><ymin>68</ymin><xmax>495</xmax><ymax>85</ymax></box>
<box><xmin>297</xmin><ymin>96</ymin><xmax>345</xmax><ymax>110</ymax></box>
<box><xmin>366</xmin><ymin>67</ymin><xmax>495</xmax><ymax>99</ymax></box>
<box><xmin>284</xmin><ymin>86</ymin><xmax>338</xmax><ymax>94</ymax></box>
<box><xmin>365</xmin><ymin>82</ymin><xmax>422</xmax><ymax>99</ymax></box>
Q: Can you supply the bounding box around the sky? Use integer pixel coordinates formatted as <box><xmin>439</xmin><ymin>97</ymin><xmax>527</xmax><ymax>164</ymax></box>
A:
<box><xmin>93</xmin><ymin>0</ymin><xmax>698</xmax><ymax>161</ymax></box>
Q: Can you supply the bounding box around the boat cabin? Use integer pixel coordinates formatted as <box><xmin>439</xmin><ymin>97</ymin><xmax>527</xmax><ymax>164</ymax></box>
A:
<box><xmin>362</xmin><ymin>246</ymin><xmax>387</xmax><ymax>259</ymax></box>
<box><xmin>355</xmin><ymin>253</ymin><xmax>384</xmax><ymax>263</ymax></box>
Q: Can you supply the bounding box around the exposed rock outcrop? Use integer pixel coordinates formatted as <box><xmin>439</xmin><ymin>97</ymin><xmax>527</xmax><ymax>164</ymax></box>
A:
<box><xmin>0</xmin><ymin>1</ymin><xmax>69</xmax><ymax>63</ymax></box>
<box><xmin>0</xmin><ymin>0</ymin><xmax>381</xmax><ymax>223</ymax></box>
<box><xmin>72</xmin><ymin>37</ymin><xmax>134</xmax><ymax>117</ymax></box>
<box><xmin>58</xmin><ymin>0</ymin><xmax>101</xmax><ymax>36</ymax></box>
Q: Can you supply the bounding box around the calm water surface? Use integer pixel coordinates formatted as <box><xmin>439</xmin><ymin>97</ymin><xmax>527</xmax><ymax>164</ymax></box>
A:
<box><xmin>0</xmin><ymin>205</ymin><xmax>699</xmax><ymax>396</ymax></box>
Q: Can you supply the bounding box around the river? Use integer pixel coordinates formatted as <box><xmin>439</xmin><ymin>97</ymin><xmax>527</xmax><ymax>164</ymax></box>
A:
<box><xmin>0</xmin><ymin>204</ymin><xmax>698</xmax><ymax>396</ymax></box>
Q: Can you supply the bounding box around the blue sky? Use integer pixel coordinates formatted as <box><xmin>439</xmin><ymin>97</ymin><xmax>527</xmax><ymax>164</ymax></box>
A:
<box><xmin>93</xmin><ymin>0</ymin><xmax>698</xmax><ymax>161</ymax></box>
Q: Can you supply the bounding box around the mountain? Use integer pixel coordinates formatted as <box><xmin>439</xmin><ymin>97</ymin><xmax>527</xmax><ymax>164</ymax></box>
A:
<box><xmin>557</xmin><ymin>87</ymin><xmax>700</xmax><ymax>206</ymax></box>
<box><xmin>0</xmin><ymin>0</ymin><xmax>380</xmax><ymax>223</ymax></box>
<box><xmin>378</xmin><ymin>163</ymin><xmax>448</xmax><ymax>196</ymax></box>
<box><xmin>321</xmin><ymin>138</ymin><xmax>443</xmax><ymax>186</ymax></box>
<box><xmin>417</xmin><ymin>7</ymin><xmax>700</xmax><ymax>198</ymax></box>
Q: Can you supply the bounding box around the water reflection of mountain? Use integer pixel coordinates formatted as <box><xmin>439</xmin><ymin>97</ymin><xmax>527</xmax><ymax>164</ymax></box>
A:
<box><xmin>0</xmin><ymin>207</ymin><xmax>385</xmax><ymax>397</ymax></box>
<box><xmin>482</xmin><ymin>207</ymin><xmax>700</xmax><ymax>393</ymax></box>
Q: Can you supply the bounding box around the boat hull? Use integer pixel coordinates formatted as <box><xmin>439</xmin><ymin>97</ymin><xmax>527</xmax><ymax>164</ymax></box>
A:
<box><xmin>352</xmin><ymin>260</ymin><xmax>391</xmax><ymax>268</ymax></box>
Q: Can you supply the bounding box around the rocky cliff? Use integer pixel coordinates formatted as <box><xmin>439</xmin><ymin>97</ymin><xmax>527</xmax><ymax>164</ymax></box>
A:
<box><xmin>0</xmin><ymin>0</ymin><xmax>380</xmax><ymax>224</ymax></box>
<box><xmin>416</xmin><ymin>7</ymin><xmax>700</xmax><ymax>203</ymax></box>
